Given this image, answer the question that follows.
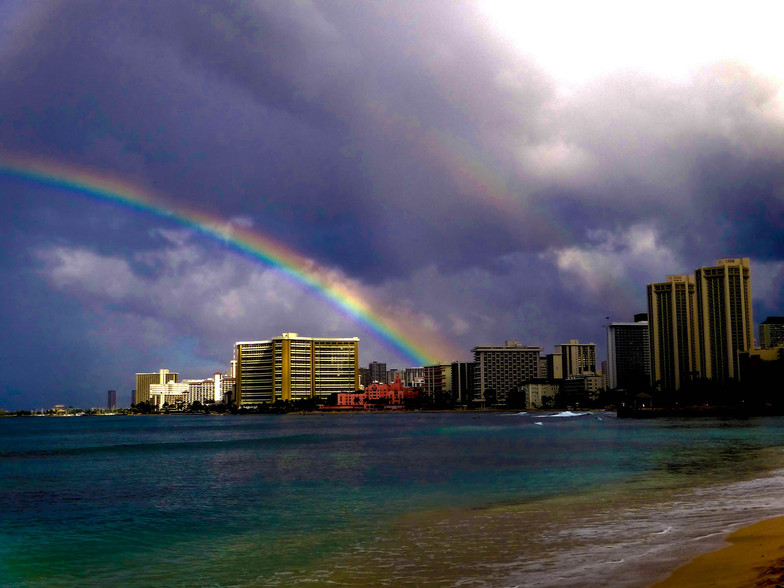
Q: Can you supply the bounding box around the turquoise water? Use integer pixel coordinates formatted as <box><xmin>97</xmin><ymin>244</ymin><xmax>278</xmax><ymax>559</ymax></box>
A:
<box><xmin>3</xmin><ymin>412</ymin><xmax>784</xmax><ymax>586</ymax></box>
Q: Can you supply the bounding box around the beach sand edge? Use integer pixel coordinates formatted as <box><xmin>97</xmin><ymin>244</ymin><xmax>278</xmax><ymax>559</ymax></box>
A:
<box><xmin>651</xmin><ymin>515</ymin><xmax>784</xmax><ymax>587</ymax></box>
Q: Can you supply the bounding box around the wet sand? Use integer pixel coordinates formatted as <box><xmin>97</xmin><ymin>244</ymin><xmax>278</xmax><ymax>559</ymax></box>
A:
<box><xmin>652</xmin><ymin>516</ymin><xmax>784</xmax><ymax>587</ymax></box>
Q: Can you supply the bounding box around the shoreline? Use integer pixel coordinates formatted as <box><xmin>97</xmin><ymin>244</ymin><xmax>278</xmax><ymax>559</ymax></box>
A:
<box><xmin>652</xmin><ymin>515</ymin><xmax>784</xmax><ymax>587</ymax></box>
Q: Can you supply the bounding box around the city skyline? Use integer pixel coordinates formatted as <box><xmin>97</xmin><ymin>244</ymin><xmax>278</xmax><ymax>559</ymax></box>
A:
<box><xmin>2</xmin><ymin>265</ymin><xmax>778</xmax><ymax>410</ymax></box>
<box><xmin>2</xmin><ymin>2</ymin><xmax>784</xmax><ymax>410</ymax></box>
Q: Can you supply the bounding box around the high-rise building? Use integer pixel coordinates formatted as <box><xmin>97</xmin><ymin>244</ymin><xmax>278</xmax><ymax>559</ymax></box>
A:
<box><xmin>235</xmin><ymin>333</ymin><xmax>359</xmax><ymax>406</ymax></box>
<box><xmin>403</xmin><ymin>367</ymin><xmax>424</xmax><ymax>388</ymax></box>
<box><xmin>606</xmin><ymin>317</ymin><xmax>650</xmax><ymax>391</ymax></box>
<box><xmin>135</xmin><ymin>369</ymin><xmax>179</xmax><ymax>404</ymax></box>
<box><xmin>358</xmin><ymin>367</ymin><xmax>370</xmax><ymax>388</ymax></box>
<box><xmin>647</xmin><ymin>258</ymin><xmax>754</xmax><ymax>391</ymax></box>
<box><xmin>647</xmin><ymin>275</ymin><xmax>700</xmax><ymax>391</ymax></box>
<box><xmin>695</xmin><ymin>258</ymin><xmax>753</xmax><ymax>384</ymax></box>
<box><xmin>472</xmin><ymin>341</ymin><xmax>542</xmax><ymax>404</ymax></box>
<box><xmin>422</xmin><ymin>364</ymin><xmax>453</xmax><ymax>399</ymax></box>
<box><xmin>556</xmin><ymin>340</ymin><xmax>597</xmax><ymax>378</ymax></box>
<box><xmin>107</xmin><ymin>390</ymin><xmax>117</xmax><ymax>410</ymax></box>
<box><xmin>545</xmin><ymin>353</ymin><xmax>563</xmax><ymax>381</ymax></box>
<box><xmin>369</xmin><ymin>361</ymin><xmax>387</xmax><ymax>384</ymax></box>
<box><xmin>760</xmin><ymin>317</ymin><xmax>784</xmax><ymax>349</ymax></box>
<box><xmin>451</xmin><ymin>361</ymin><xmax>475</xmax><ymax>405</ymax></box>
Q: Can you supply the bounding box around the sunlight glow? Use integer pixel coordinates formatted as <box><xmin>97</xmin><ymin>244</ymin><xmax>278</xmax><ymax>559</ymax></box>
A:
<box><xmin>479</xmin><ymin>1</ymin><xmax>784</xmax><ymax>88</ymax></box>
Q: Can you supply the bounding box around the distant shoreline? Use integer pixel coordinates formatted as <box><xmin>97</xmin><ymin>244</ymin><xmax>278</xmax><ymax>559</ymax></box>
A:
<box><xmin>1</xmin><ymin>408</ymin><xmax>592</xmax><ymax>417</ymax></box>
<box><xmin>6</xmin><ymin>407</ymin><xmax>782</xmax><ymax>418</ymax></box>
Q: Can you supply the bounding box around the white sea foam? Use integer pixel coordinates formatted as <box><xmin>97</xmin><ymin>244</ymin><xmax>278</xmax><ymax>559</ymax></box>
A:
<box><xmin>652</xmin><ymin>525</ymin><xmax>672</xmax><ymax>535</ymax></box>
<box><xmin>501</xmin><ymin>468</ymin><xmax>784</xmax><ymax>587</ymax></box>
<box><xmin>544</xmin><ymin>411</ymin><xmax>590</xmax><ymax>418</ymax></box>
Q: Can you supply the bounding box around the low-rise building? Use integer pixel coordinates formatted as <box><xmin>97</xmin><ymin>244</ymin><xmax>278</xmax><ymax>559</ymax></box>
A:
<box><xmin>336</xmin><ymin>376</ymin><xmax>418</xmax><ymax>409</ymax></box>
<box><xmin>520</xmin><ymin>380</ymin><xmax>559</xmax><ymax>409</ymax></box>
<box><xmin>149</xmin><ymin>380</ymin><xmax>188</xmax><ymax>409</ymax></box>
<box><xmin>561</xmin><ymin>374</ymin><xmax>603</xmax><ymax>408</ymax></box>
<box><xmin>760</xmin><ymin>317</ymin><xmax>784</xmax><ymax>349</ymax></box>
<box><xmin>737</xmin><ymin>347</ymin><xmax>784</xmax><ymax>408</ymax></box>
<box><xmin>185</xmin><ymin>374</ymin><xmax>235</xmax><ymax>405</ymax></box>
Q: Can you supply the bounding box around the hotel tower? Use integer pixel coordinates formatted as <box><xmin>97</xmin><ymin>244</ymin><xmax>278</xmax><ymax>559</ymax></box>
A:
<box><xmin>695</xmin><ymin>258</ymin><xmax>753</xmax><ymax>384</ymax></box>
<box><xmin>647</xmin><ymin>275</ymin><xmax>700</xmax><ymax>391</ymax></box>
<box><xmin>235</xmin><ymin>333</ymin><xmax>359</xmax><ymax>406</ymax></box>
<box><xmin>135</xmin><ymin>369</ymin><xmax>179</xmax><ymax>404</ymax></box>
<box><xmin>606</xmin><ymin>315</ymin><xmax>650</xmax><ymax>391</ymax></box>
<box><xmin>647</xmin><ymin>258</ymin><xmax>753</xmax><ymax>391</ymax></box>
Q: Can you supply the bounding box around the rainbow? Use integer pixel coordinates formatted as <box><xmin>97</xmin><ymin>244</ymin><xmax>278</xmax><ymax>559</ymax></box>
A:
<box><xmin>0</xmin><ymin>153</ymin><xmax>463</xmax><ymax>365</ymax></box>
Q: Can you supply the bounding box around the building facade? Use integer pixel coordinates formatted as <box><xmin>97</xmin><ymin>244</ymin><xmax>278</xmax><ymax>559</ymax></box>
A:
<box><xmin>387</xmin><ymin>369</ymin><xmax>405</xmax><ymax>385</ymax></box>
<box><xmin>403</xmin><ymin>367</ymin><xmax>424</xmax><ymax>388</ymax></box>
<box><xmin>135</xmin><ymin>369</ymin><xmax>179</xmax><ymax>404</ymax></box>
<box><xmin>358</xmin><ymin>367</ymin><xmax>370</xmax><ymax>388</ymax></box>
<box><xmin>336</xmin><ymin>376</ymin><xmax>418</xmax><ymax>409</ymax></box>
<box><xmin>149</xmin><ymin>380</ymin><xmax>188</xmax><ymax>409</ymax></box>
<box><xmin>422</xmin><ymin>363</ymin><xmax>453</xmax><ymax>399</ymax></box>
<box><xmin>561</xmin><ymin>374</ymin><xmax>603</xmax><ymax>406</ymax></box>
<box><xmin>368</xmin><ymin>361</ymin><xmax>387</xmax><ymax>384</ymax></box>
<box><xmin>695</xmin><ymin>258</ymin><xmax>753</xmax><ymax>384</ymax></box>
<box><xmin>520</xmin><ymin>380</ymin><xmax>559</xmax><ymax>409</ymax></box>
<box><xmin>760</xmin><ymin>317</ymin><xmax>784</xmax><ymax>349</ymax></box>
<box><xmin>545</xmin><ymin>353</ymin><xmax>563</xmax><ymax>380</ymax></box>
<box><xmin>556</xmin><ymin>340</ymin><xmax>597</xmax><ymax>379</ymax></box>
<box><xmin>185</xmin><ymin>374</ymin><xmax>235</xmax><ymax>405</ymax></box>
<box><xmin>472</xmin><ymin>341</ymin><xmax>543</xmax><ymax>404</ymax></box>
<box><xmin>236</xmin><ymin>333</ymin><xmax>359</xmax><ymax>406</ymax></box>
<box><xmin>606</xmin><ymin>318</ymin><xmax>650</xmax><ymax>391</ymax></box>
<box><xmin>647</xmin><ymin>275</ymin><xmax>700</xmax><ymax>391</ymax></box>
<box><xmin>107</xmin><ymin>390</ymin><xmax>117</xmax><ymax>410</ymax></box>
<box><xmin>451</xmin><ymin>361</ymin><xmax>475</xmax><ymax>405</ymax></box>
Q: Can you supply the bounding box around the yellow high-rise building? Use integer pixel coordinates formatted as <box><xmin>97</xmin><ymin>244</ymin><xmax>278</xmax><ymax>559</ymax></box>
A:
<box><xmin>695</xmin><ymin>258</ymin><xmax>753</xmax><ymax>383</ymax></box>
<box><xmin>647</xmin><ymin>258</ymin><xmax>753</xmax><ymax>391</ymax></box>
<box><xmin>135</xmin><ymin>369</ymin><xmax>179</xmax><ymax>404</ymax></box>
<box><xmin>647</xmin><ymin>275</ymin><xmax>700</xmax><ymax>391</ymax></box>
<box><xmin>235</xmin><ymin>333</ymin><xmax>359</xmax><ymax>406</ymax></box>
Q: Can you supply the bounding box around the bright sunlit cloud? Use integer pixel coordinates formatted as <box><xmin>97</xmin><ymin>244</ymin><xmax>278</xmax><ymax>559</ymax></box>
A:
<box><xmin>479</xmin><ymin>1</ymin><xmax>784</xmax><ymax>88</ymax></box>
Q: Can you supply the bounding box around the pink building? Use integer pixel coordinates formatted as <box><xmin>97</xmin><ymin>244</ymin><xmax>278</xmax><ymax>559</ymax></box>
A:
<box><xmin>337</xmin><ymin>376</ymin><xmax>418</xmax><ymax>409</ymax></box>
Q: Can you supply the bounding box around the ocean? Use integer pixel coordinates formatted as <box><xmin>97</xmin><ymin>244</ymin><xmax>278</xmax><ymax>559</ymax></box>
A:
<box><xmin>3</xmin><ymin>412</ymin><xmax>784</xmax><ymax>587</ymax></box>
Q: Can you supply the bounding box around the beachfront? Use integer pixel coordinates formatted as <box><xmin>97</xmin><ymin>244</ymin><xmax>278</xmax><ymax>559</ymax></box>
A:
<box><xmin>653</xmin><ymin>516</ymin><xmax>784</xmax><ymax>587</ymax></box>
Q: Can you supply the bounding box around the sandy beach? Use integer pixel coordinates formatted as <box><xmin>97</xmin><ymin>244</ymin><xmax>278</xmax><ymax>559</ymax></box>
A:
<box><xmin>652</xmin><ymin>516</ymin><xmax>784</xmax><ymax>587</ymax></box>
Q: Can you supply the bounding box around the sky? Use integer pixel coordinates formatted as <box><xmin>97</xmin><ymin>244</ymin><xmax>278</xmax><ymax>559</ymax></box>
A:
<box><xmin>1</xmin><ymin>0</ymin><xmax>784</xmax><ymax>410</ymax></box>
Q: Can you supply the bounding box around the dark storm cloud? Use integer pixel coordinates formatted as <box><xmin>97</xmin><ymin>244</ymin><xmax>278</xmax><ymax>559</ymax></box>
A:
<box><xmin>520</xmin><ymin>63</ymin><xmax>784</xmax><ymax>269</ymax></box>
<box><xmin>0</xmin><ymin>0</ymin><xmax>558</xmax><ymax>276</ymax></box>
